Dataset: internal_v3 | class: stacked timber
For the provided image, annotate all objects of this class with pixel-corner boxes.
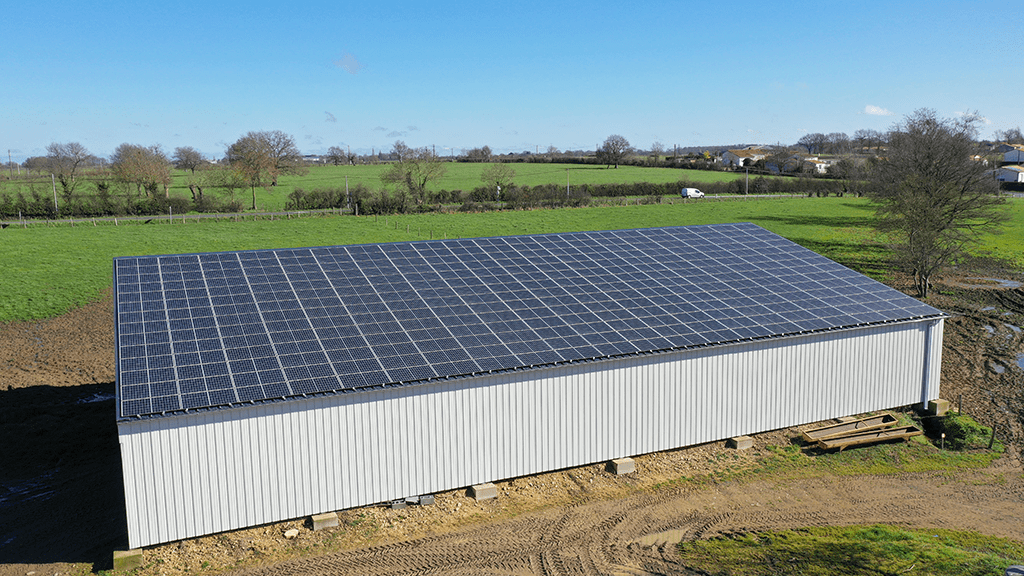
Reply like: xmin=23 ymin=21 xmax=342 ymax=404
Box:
xmin=801 ymin=413 xmax=923 ymax=451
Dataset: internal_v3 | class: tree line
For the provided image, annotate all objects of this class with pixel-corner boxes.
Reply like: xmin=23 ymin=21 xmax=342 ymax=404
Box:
xmin=3 ymin=112 xmax=1014 ymax=300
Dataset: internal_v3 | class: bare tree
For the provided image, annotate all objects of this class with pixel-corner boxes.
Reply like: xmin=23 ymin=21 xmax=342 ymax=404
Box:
xmin=597 ymin=135 xmax=633 ymax=168
xmin=45 ymin=142 xmax=91 ymax=197
xmin=993 ymin=127 xmax=1024 ymax=144
xmin=391 ymin=140 xmax=413 ymax=162
xmin=262 ymin=130 xmax=306 ymax=185
xmin=172 ymin=146 xmax=205 ymax=174
xmin=110 ymin=144 xmax=173 ymax=198
xmin=828 ymin=156 xmax=865 ymax=196
xmin=227 ymin=133 xmax=278 ymax=210
xmin=326 ymin=146 xmax=346 ymax=166
xmin=868 ymin=109 xmax=1007 ymax=297
xmin=649 ymin=142 xmax=665 ymax=164
xmin=464 ymin=146 xmax=493 ymax=162
xmin=765 ymin=148 xmax=797 ymax=174
xmin=853 ymin=129 xmax=884 ymax=154
xmin=205 ymin=164 xmax=247 ymax=202
xmin=825 ymin=132 xmax=851 ymax=154
xmin=23 ymin=156 xmax=49 ymax=176
xmin=481 ymin=163 xmax=515 ymax=200
xmin=380 ymin=145 xmax=447 ymax=205
xmin=796 ymin=133 xmax=827 ymax=154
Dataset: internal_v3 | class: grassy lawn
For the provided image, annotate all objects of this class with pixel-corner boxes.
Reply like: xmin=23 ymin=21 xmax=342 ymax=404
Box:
xmin=1 ymin=196 xmax=1021 ymax=323
xmin=670 ymin=418 xmax=1016 ymax=575
xmin=0 ymin=163 xmax=748 ymax=214
xmin=677 ymin=524 xmax=1024 ymax=576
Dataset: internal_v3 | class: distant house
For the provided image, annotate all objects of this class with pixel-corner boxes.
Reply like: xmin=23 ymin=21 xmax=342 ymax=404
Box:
xmin=995 ymin=165 xmax=1024 ymax=183
xmin=722 ymin=148 xmax=767 ymax=168
xmin=764 ymin=155 xmax=830 ymax=175
xmin=1003 ymin=146 xmax=1024 ymax=164
xmin=800 ymin=157 xmax=830 ymax=174
xmin=995 ymin=143 xmax=1022 ymax=154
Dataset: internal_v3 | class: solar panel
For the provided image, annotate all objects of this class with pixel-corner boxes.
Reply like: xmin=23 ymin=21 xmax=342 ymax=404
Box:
xmin=114 ymin=223 xmax=944 ymax=419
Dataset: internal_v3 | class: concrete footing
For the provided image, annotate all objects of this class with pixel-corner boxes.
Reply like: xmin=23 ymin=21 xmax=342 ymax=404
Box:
xmin=113 ymin=549 xmax=143 ymax=572
xmin=928 ymin=398 xmax=950 ymax=416
xmin=470 ymin=482 xmax=498 ymax=501
xmin=312 ymin=511 xmax=339 ymax=531
xmin=608 ymin=457 xmax=636 ymax=475
xmin=727 ymin=435 xmax=753 ymax=450
xmin=420 ymin=494 xmax=435 ymax=506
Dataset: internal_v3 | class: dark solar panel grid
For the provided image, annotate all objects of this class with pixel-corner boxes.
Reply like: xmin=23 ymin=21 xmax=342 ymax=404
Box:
xmin=114 ymin=223 xmax=943 ymax=419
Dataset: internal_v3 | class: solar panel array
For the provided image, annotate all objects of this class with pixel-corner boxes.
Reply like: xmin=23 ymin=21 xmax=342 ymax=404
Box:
xmin=114 ymin=223 xmax=942 ymax=419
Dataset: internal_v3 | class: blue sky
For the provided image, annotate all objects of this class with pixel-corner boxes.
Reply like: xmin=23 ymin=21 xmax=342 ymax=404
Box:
xmin=3 ymin=0 xmax=1020 ymax=162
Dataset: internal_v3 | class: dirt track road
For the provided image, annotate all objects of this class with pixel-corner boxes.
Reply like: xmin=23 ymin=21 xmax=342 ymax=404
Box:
xmin=228 ymin=466 xmax=1024 ymax=576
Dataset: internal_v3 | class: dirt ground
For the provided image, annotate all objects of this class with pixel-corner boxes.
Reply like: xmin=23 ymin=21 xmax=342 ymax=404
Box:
xmin=1 ymin=269 xmax=1022 ymax=576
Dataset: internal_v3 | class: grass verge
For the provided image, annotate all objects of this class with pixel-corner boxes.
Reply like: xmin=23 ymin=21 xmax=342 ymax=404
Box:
xmin=0 ymin=197 xmax=887 ymax=322
xmin=677 ymin=524 xmax=1024 ymax=576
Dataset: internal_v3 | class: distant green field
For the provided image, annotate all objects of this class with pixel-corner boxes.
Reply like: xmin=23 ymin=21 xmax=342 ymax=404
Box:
xmin=1 ymin=163 xmax=747 ymax=214
xmin=1 ymin=196 xmax=1020 ymax=323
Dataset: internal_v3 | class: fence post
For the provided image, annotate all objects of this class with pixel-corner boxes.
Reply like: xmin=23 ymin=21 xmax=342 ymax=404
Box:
xmin=988 ymin=425 xmax=997 ymax=450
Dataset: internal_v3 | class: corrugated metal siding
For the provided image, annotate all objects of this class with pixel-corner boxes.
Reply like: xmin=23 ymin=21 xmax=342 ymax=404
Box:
xmin=119 ymin=319 xmax=943 ymax=548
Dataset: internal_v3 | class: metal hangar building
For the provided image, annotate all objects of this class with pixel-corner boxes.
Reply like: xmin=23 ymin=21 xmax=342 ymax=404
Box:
xmin=114 ymin=223 xmax=945 ymax=548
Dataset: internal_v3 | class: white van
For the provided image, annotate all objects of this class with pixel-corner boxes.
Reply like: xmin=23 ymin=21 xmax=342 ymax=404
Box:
xmin=680 ymin=188 xmax=705 ymax=198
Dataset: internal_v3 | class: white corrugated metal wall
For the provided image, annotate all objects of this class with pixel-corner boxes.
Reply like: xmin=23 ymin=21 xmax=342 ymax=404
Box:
xmin=119 ymin=319 xmax=943 ymax=548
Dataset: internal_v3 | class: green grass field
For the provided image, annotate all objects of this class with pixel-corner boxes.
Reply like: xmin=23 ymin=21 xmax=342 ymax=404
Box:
xmin=677 ymin=524 xmax=1024 ymax=576
xmin=1 ymin=196 xmax=1021 ymax=323
xmin=0 ymin=163 xmax=747 ymax=214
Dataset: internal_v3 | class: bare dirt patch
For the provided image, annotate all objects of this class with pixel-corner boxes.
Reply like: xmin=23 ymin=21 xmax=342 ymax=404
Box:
xmin=0 ymin=289 xmax=114 ymax=391
xmin=1 ymin=271 xmax=1022 ymax=576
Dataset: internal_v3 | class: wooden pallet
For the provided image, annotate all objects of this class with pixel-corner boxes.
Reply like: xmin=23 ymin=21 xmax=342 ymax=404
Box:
xmin=816 ymin=426 xmax=923 ymax=451
xmin=800 ymin=412 xmax=899 ymax=443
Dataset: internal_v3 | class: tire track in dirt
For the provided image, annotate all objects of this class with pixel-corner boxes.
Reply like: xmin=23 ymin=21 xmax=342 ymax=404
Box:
xmin=227 ymin=468 xmax=1024 ymax=576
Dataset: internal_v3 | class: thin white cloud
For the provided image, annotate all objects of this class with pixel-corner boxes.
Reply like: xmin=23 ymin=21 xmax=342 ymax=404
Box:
xmin=325 ymin=111 xmax=337 ymax=123
xmin=864 ymin=105 xmax=894 ymax=116
xmin=333 ymin=53 xmax=363 ymax=74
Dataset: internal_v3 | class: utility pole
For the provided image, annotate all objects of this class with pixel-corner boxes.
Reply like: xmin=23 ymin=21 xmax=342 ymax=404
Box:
xmin=51 ymin=174 xmax=58 ymax=216
xmin=7 ymin=150 xmax=12 ymax=179
xmin=566 ymin=168 xmax=570 ymax=198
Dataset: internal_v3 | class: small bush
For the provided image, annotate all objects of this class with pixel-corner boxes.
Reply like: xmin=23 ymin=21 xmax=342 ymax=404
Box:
xmin=934 ymin=412 xmax=994 ymax=450
xmin=467 ymin=186 xmax=499 ymax=203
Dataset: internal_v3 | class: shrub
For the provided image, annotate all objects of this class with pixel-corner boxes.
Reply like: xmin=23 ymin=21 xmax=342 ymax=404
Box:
xmin=353 ymin=186 xmax=409 ymax=215
xmin=934 ymin=412 xmax=994 ymax=450
xmin=467 ymin=186 xmax=498 ymax=203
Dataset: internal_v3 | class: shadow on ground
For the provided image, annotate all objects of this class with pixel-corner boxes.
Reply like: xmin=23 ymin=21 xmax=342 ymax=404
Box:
xmin=755 ymin=203 xmax=877 ymax=230
xmin=0 ymin=382 xmax=127 ymax=570
xmin=782 ymin=236 xmax=894 ymax=278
